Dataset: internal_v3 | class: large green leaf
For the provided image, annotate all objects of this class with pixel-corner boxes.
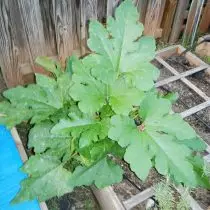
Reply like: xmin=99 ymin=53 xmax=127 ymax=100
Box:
xmin=69 ymin=158 xmax=123 ymax=188
xmin=12 ymin=154 xmax=73 ymax=203
xmin=124 ymin=139 xmax=152 ymax=180
xmin=52 ymin=113 xmax=109 ymax=148
xmin=28 ymin=121 xmax=71 ymax=153
xmin=109 ymin=79 xmax=144 ymax=115
xmin=109 ymin=94 xmax=208 ymax=187
xmin=1 ymin=72 xmax=72 ymax=126
xmin=0 ymin=101 xmax=32 ymax=128
xmin=70 ymin=56 xmax=106 ymax=114
xmin=108 ymin=115 xmax=139 ymax=147
xmin=79 ymin=138 xmax=125 ymax=166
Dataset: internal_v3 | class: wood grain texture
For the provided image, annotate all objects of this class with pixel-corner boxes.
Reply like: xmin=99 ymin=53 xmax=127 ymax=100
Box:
xmin=182 ymin=0 xmax=205 ymax=47
xmin=52 ymin=0 xmax=79 ymax=64
xmin=97 ymin=0 xmax=106 ymax=22
xmin=107 ymin=0 xmax=121 ymax=17
xmin=144 ymin=0 xmax=165 ymax=37
xmin=169 ymin=0 xmax=190 ymax=43
xmin=134 ymin=0 xmax=148 ymax=24
xmin=199 ymin=0 xmax=210 ymax=33
xmin=18 ymin=0 xmax=46 ymax=58
xmin=39 ymin=0 xmax=57 ymax=56
xmin=0 ymin=0 xmax=32 ymax=87
xmin=80 ymin=0 xmax=98 ymax=54
xmin=161 ymin=0 xmax=178 ymax=42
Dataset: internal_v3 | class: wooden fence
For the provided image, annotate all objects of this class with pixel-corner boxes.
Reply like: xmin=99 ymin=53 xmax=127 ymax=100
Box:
xmin=0 ymin=0 xmax=209 ymax=87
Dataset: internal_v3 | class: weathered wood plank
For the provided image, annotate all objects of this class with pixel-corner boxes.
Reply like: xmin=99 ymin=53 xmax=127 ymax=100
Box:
xmin=18 ymin=0 xmax=46 ymax=58
xmin=71 ymin=0 xmax=81 ymax=53
xmin=180 ymin=100 xmax=210 ymax=118
xmin=18 ymin=0 xmax=49 ymax=76
xmin=156 ymin=0 xmax=166 ymax=27
xmin=39 ymin=0 xmax=57 ymax=56
xmin=107 ymin=0 xmax=121 ymax=17
xmin=123 ymin=188 xmax=154 ymax=210
xmin=161 ymin=0 xmax=178 ymax=42
xmin=134 ymin=0 xmax=148 ymax=24
xmin=52 ymin=0 xmax=78 ymax=65
xmin=199 ymin=0 xmax=210 ymax=33
xmin=0 ymin=0 xmax=32 ymax=87
xmin=144 ymin=0 xmax=165 ymax=38
xmin=80 ymin=0 xmax=98 ymax=55
xmin=155 ymin=65 xmax=208 ymax=88
xmin=182 ymin=0 xmax=205 ymax=47
xmin=97 ymin=0 xmax=107 ymax=22
xmin=169 ymin=0 xmax=190 ymax=43
xmin=91 ymin=186 xmax=125 ymax=210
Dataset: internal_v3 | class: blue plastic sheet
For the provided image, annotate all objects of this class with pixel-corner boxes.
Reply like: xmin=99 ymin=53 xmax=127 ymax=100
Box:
xmin=0 ymin=125 xmax=40 ymax=210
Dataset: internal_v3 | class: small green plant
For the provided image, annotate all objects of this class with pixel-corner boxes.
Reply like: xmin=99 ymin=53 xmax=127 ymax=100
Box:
xmin=154 ymin=180 xmax=190 ymax=210
xmin=154 ymin=180 xmax=175 ymax=210
xmin=0 ymin=0 xmax=209 ymax=204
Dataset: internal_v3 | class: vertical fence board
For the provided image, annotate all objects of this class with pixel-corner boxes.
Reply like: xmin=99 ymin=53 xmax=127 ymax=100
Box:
xmin=169 ymin=0 xmax=190 ymax=43
xmin=107 ymin=0 xmax=121 ymax=17
xmin=161 ymin=0 xmax=178 ymax=42
xmin=199 ymin=0 xmax=210 ymax=33
xmin=182 ymin=0 xmax=205 ymax=47
xmin=144 ymin=0 xmax=165 ymax=37
xmin=134 ymin=0 xmax=148 ymax=24
xmin=39 ymin=0 xmax=57 ymax=56
xmin=0 ymin=0 xmax=32 ymax=87
xmin=72 ymin=0 xmax=81 ymax=54
xmin=81 ymin=0 xmax=98 ymax=55
xmin=97 ymin=0 xmax=107 ymax=22
xmin=18 ymin=0 xmax=46 ymax=60
xmin=52 ymin=0 xmax=79 ymax=64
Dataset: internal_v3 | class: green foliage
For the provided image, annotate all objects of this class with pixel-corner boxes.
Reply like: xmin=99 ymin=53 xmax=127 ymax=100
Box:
xmin=154 ymin=180 xmax=190 ymax=210
xmin=154 ymin=181 xmax=175 ymax=210
xmin=0 ymin=0 xmax=209 ymax=204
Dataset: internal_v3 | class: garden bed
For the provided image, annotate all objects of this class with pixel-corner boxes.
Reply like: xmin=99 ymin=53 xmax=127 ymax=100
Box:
xmin=0 ymin=45 xmax=210 ymax=210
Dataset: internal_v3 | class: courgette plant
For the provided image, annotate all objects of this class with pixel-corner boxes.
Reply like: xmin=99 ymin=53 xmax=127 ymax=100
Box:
xmin=0 ymin=0 xmax=209 ymax=203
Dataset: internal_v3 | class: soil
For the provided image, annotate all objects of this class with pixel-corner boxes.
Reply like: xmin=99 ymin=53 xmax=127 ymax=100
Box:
xmin=1 ymin=53 xmax=210 ymax=209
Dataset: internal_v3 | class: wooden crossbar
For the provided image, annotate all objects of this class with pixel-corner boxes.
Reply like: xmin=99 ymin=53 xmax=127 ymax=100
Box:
xmin=180 ymin=100 xmax=210 ymax=118
xmin=123 ymin=188 xmax=154 ymax=210
xmin=155 ymin=65 xmax=208 ymax=87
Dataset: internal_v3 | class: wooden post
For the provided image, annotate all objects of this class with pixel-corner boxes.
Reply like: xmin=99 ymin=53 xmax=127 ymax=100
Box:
xmin=97 ymin=0 xmax=107 ymax=22
xmin=39 ymin=0 xmax=57 ymax=57
xmin=134 ymin=0 xmax=148 ymax=24
xmin=0 ymin=0 xmax=32 ymax=87
xmin=169 ymin=0 xmax=190 ymax=43
xmin=52 ymin=0 xmax=80 ymax=65
xmin=199 ymin=0 xmax=210 ymax=33
xmin=182 ymin=0 xmax=205 ymax=47
xmin=80 ymin=0 xmax=98 ymax=55
xmin=18 ymin=0 xmax=47 ymax=58
xmin=106 ymin=0 xmax=121 ymax=17
xmin=161 ymin=0 xmax=178 ymax=42
xmin=144 ymin=0 xmax=166 ymax=38
xmin=18 ymin=0 xmax=51 ymax=76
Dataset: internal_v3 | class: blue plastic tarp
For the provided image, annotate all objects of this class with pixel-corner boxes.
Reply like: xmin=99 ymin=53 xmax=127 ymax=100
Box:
xmin=0 ymin=125 xmax=41 ymax=210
